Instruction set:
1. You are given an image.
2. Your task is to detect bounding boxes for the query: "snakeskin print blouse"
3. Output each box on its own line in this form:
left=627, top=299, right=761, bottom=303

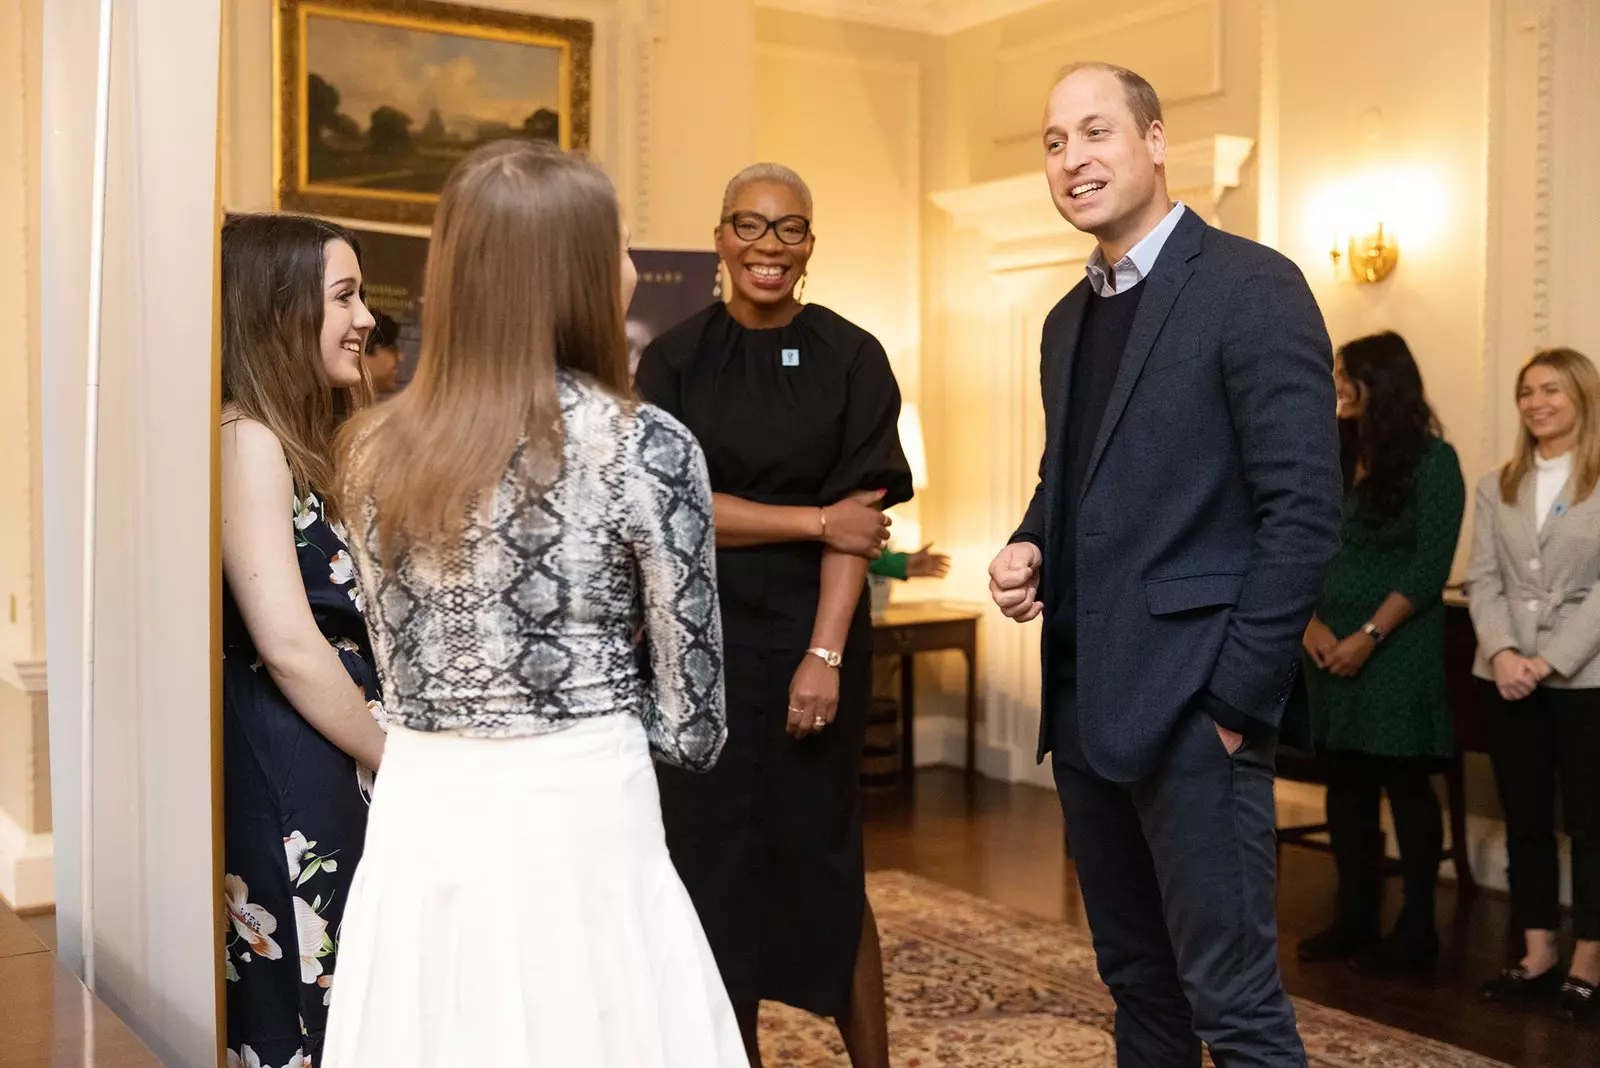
left=345, top=371, right=726, bottom=772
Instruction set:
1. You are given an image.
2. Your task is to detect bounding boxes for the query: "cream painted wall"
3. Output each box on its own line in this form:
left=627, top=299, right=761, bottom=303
left=41, top=0, right=223, bottom=1063
left=646, top=0, right=757, bottom=247
left=946, top=0, right=1263, bottom=237
left=752, top=10, right=938, bottom=399
left=1267, top=0, right=1494, bottom=548
left=1265, top=0, right=1600, bottom=888
left=1, top=0, right=44, bottom=681
left=0, top=0, right=52, bottom=911
left=222, top=0, right=755, bottom=250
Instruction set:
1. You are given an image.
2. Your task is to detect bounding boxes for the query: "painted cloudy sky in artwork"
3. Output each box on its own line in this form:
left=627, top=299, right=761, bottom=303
left=306, top=16, right=561, bottom=136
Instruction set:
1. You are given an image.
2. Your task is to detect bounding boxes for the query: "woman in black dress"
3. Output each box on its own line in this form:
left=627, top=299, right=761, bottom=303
left=637, top=163, right=912, bottom=1068
left=219, top=214, right=388, bottom=1067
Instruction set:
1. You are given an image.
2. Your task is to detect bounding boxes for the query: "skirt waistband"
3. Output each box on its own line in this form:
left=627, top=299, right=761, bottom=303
left=378, top=714, right=650, bottom=790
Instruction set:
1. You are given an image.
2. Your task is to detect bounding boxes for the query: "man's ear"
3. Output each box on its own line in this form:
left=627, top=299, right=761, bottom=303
left=1146, top=119, right=1167, bottom=167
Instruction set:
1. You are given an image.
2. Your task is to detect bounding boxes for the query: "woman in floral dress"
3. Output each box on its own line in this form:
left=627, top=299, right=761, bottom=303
left=219, top=213, right=388, bottom=1068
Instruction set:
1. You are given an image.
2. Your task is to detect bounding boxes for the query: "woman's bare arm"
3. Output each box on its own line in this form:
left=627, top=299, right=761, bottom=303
left=713, top=491, right=889, bottom=555
left=221, top=418, right=386, bottom=771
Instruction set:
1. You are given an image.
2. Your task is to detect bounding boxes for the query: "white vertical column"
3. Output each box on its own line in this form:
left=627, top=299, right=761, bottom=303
left=40, top=0, right=223, bottom=1065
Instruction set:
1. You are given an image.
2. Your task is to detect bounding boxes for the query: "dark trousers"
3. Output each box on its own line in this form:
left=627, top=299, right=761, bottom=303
left=1483, top=681, right=1600, bottom=938
left=1323, top=750, right=1444, bottom=939
left=1053, top=704, right=1304, bottom=1067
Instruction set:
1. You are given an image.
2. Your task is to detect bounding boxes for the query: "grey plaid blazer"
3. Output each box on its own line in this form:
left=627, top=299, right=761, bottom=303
left=1465, top=465, right=1600, bottom=688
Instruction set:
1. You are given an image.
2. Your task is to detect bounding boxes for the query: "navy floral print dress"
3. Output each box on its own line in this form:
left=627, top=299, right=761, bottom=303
left=222, top=489, right=384, bottom=1068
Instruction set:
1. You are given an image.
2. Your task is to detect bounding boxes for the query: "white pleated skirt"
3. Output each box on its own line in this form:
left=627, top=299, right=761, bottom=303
left=321, top=716, right=748, bottom=1068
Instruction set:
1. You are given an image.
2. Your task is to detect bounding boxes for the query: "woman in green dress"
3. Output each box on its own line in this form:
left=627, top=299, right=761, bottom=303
left=1297, top=331, right=1466, bottom=974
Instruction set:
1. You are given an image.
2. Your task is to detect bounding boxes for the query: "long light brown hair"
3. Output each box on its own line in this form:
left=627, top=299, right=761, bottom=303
left=1500, top=347, right=1600, bottom=504
left=336, top=140, right=631, bottom=562
left=221, top=213, right=370, bottom=518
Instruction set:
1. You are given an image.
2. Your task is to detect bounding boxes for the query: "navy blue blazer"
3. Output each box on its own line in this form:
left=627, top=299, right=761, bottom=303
left=1014, top=209, right=1342, bottom=782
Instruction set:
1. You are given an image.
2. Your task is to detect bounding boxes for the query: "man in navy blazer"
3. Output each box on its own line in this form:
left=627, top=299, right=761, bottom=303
left=988, top=63, right=1342, bottom=1066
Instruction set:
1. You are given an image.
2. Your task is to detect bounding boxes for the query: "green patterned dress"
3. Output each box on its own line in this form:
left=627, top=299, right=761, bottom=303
left=1306, top=437, right=1466, bottom=758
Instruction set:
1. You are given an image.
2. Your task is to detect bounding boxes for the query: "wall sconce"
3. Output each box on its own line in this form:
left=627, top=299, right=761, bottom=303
left=1330, top=221, right=1400, bottom=283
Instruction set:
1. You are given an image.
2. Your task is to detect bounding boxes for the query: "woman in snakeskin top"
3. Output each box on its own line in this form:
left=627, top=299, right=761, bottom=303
left=320, top=141, right=747, bottom=1067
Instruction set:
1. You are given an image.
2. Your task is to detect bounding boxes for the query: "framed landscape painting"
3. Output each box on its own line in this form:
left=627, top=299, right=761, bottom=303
left=275, top=0, right=592, bottom=225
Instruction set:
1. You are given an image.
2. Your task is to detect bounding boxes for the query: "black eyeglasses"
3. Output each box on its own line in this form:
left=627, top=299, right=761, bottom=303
left=722, top=211, right=811, bottom=246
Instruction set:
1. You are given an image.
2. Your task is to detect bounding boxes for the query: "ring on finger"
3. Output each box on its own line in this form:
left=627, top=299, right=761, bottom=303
left=813, top=716, right=826, bottom=730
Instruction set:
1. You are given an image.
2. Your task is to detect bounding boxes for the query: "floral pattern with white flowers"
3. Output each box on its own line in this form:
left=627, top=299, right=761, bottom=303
left=328, top=550, right=355, bottom=586
left=227, top=1045, right=307, bottom=1068
left=224, top=484, right=377, bottom=1064
left=225, top=874, right=283, bottom=963
left=294, top=896, right=332, bottom=984
left=283, top=831, right=340, bottom=886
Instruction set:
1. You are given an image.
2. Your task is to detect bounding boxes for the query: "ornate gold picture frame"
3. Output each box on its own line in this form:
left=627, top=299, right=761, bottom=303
left=274, top=0, right=592, bottom=226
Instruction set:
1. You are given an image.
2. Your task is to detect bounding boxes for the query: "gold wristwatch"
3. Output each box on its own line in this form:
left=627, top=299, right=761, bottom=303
left=806, top=647, right=843, bottom=668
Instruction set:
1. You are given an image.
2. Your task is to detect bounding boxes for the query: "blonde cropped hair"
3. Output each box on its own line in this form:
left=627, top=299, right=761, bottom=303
left=720, top=163, right=814, bottom=218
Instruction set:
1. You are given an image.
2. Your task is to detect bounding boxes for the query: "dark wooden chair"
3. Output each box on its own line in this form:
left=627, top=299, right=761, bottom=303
left=1274, top=745, right=1477, bottom=896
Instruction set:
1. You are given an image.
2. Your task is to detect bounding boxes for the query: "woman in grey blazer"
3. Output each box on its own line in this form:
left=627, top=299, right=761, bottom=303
left=1468, top=347, right=1600, bottom=1020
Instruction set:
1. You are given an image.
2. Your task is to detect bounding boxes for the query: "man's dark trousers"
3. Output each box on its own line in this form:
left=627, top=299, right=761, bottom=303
left=1054, top=693, right=1300, bottom=1066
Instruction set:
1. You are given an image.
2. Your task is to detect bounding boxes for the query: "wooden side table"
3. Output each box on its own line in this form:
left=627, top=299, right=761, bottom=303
left=871, top=601, right=982, bottom=786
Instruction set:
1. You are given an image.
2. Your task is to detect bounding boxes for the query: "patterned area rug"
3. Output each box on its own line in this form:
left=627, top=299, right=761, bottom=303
left=758, top=871, right=1510, bottom=1067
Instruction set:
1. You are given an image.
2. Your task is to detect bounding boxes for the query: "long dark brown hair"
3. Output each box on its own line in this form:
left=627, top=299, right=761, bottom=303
left=221, top=213, right=370, bottom=517
left=1336, top=331, right=1442, bottom=525
left=336, top=140, right=631, bottom=561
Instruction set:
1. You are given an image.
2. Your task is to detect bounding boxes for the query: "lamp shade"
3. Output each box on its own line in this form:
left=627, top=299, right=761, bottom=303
left=898, top=402, right=928, bottom=491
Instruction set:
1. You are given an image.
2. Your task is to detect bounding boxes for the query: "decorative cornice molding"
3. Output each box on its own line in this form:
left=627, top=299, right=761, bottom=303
left=930, top=135, right=1255, bottom=272
left=12, top=660, right=47, bottom=695
left=754, top=0, right=1052, bottom=36
left=1169, top=134, right=1256, bottom=213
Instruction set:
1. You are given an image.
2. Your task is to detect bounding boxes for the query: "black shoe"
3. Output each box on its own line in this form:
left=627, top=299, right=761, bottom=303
left=1479, top=964, right=1564, bottom=1002
left=1352, top=929, right=1441, bottom=976
left=1298, top=924, right=1376, bottom=963
left=1554, top=977, right=1599, bottom=1022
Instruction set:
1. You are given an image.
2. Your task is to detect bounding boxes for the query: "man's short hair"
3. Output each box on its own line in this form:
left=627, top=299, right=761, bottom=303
left=1056, top=61, right=1163, bottom=134
left=368, top=311, right=400, bottom=352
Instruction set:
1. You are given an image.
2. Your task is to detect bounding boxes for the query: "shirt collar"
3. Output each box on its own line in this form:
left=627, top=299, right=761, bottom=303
left=1085, top=201, right=1187, bottom=297
left=1535, top=449, right=1574, bottom=471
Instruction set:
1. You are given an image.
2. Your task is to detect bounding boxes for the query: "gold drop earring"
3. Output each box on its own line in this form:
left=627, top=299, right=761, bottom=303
left=796, top=274, right=807, bottom=303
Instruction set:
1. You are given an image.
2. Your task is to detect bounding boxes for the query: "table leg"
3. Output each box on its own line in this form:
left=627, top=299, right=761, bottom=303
left=900, top=653, right=915, bottom=791
left=964, top=642, right=977, bottom=784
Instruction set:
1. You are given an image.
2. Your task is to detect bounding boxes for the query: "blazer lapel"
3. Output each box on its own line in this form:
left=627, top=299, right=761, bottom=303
left=1079, top=213, right=1204, bottom=502
left=1539, top=476, right=1577, bottom=547
left=1514, top=473, right=1541, bottom=549
left=1043, top=284, right=1089, bottom=554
